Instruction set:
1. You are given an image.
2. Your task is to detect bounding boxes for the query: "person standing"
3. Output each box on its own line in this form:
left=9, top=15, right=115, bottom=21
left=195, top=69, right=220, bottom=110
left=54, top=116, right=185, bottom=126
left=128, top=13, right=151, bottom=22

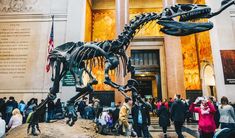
left=92, top=97, right=100, bottom=121
left=170, top=94, right=186, bottom=138
left=38, top=99, right=46, bottom=122
left=47, top=100, right=55, bottom=122
left=0, top=113, right=6, bottom=138
left=132, top=99, right=151, bottom=138
left=119, top=97, right=133, bottom=136
left=77, top=97, right=87, bottom=118
left=157, top=101, right=170, bottom=138
left=190, top=97, right=216, bottom=138
left=209, top=97, right=220, bottom=128
left=25, top=98, right=36, bottom=123
left=219, top=96, right=235, bottom=129
left=151, top=98, right=156, bottom=115
left=113, top=103, right=120, bottom=125
left=18, top=100, right=26, bottom=118
left=155, top=99, right=162, bottom=111
left=54, top=98, right=63, bottom=119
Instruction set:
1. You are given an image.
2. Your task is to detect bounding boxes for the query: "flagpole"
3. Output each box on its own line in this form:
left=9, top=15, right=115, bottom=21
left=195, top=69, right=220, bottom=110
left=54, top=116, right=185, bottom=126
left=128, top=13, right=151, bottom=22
left=46, top=15, right=55, bottom=72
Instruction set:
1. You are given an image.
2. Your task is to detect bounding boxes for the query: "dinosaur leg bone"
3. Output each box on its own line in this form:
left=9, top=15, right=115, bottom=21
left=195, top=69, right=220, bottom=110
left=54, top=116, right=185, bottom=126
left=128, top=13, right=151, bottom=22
left=66, top=84, right=94, bottom=126
left=28, top=60, right=62, bottom=135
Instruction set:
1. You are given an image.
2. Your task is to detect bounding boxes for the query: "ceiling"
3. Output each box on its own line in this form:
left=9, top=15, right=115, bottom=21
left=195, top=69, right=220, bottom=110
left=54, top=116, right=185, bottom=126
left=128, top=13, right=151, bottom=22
left=92, top=0, right=194, bottom=10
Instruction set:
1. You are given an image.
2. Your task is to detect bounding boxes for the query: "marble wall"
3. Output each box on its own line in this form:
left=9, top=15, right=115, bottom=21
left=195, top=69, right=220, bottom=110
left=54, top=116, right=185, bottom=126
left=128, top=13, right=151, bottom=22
left=206, top=0, right=235, bottom=102
left=0, top=0, right=87, bottom=102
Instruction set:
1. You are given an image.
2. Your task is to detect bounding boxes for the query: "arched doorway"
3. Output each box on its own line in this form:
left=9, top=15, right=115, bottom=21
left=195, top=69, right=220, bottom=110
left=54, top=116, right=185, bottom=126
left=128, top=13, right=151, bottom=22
left=201, top=63, right=216, bottom=97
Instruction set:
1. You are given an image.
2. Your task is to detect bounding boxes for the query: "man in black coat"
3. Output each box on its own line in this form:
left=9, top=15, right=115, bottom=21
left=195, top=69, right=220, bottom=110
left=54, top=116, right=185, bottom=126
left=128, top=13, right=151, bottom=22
left=132, top=99, right=151, bottom=138
left=170, top=94, right=186, bottom=138
left=157, top=102, right=170, bottom=138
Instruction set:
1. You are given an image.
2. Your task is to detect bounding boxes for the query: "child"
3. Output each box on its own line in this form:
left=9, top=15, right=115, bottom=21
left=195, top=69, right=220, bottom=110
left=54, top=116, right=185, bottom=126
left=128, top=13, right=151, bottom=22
left=104, top=110, right=113, bottom=128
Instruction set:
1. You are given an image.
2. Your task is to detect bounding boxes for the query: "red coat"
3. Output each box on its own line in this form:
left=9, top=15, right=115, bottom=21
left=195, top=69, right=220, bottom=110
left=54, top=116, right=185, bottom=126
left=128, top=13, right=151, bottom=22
left=156, top=102, right=162, bottom=110
left=189, top=101, right=216, bottom=133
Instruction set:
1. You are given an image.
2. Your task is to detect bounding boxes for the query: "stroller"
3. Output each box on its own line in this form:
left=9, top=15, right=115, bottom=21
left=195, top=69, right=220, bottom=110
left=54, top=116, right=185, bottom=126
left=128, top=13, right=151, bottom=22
left=95, top=109, right=120, bottom=135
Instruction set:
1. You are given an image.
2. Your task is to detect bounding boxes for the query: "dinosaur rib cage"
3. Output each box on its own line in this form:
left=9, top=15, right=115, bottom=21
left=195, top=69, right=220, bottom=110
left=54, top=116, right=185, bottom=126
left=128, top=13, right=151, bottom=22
left=48, top=12, right=160, bottom=77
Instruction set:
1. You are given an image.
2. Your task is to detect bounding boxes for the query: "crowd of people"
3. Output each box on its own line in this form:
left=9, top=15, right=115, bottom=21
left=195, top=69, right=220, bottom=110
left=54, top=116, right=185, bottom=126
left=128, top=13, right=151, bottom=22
left=116, top=94, right=235, bottom=138
left=0, top=96, right=104, bottom=137
left=0, top=94, right=235, bottom=138
left=0, top=97, right=64, bottom=137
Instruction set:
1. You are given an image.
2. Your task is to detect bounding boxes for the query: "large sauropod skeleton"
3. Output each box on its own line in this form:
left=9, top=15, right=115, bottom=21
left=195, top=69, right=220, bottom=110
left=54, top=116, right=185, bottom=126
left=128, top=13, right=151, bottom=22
left=27, top=0, right=234, bottom=135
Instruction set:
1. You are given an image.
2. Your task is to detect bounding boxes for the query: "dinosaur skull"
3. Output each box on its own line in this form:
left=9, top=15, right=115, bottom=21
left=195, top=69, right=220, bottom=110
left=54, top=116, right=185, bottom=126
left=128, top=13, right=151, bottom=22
left=158, top=4, right=213, bottom=36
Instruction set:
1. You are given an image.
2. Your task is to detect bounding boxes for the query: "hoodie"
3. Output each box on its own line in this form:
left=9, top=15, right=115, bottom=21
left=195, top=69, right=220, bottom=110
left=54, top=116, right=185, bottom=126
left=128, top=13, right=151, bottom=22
left=190, top=101, right=216, bottom=133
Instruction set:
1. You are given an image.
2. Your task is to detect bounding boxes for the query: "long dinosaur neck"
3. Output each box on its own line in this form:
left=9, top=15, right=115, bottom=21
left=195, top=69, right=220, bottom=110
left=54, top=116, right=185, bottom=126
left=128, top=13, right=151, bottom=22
left=113, top=12, right=160, bottom=50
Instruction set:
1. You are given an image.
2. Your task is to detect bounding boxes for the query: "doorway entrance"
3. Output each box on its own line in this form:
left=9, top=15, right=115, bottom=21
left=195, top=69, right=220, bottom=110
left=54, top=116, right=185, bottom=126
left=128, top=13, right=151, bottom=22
left=202, top=63, right=216, bottom=97
left=131, top=49, right=162, bottom=99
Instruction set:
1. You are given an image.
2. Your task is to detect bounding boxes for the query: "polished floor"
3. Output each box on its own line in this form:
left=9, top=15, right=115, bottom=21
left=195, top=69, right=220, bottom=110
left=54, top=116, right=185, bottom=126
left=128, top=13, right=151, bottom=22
left=149, top=116, right=199, bottom=138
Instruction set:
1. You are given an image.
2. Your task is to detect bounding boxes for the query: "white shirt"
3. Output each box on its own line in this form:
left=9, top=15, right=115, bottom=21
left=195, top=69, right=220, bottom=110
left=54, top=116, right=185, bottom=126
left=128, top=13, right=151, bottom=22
left=219, top=105, right=235, bottom=123
left=0, top=118, right=6, bottom=138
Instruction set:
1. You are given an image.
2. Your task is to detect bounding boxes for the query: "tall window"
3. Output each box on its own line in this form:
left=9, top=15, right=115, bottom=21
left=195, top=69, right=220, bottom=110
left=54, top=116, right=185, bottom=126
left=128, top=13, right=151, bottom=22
left=131, top=50, right=159, bottom=66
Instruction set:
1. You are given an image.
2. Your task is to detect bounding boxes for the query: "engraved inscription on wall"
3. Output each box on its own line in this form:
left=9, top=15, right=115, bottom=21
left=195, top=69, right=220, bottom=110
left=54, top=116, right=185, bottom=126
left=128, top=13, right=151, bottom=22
left=0, top=23, right=29, bottom=78
left=0, top=22, right=46, bottom=90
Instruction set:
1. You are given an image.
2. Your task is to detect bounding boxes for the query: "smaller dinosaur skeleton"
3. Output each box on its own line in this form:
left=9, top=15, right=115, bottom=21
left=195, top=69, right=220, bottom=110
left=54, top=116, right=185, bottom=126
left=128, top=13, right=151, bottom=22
left=27, top=0, right=235, bottom=135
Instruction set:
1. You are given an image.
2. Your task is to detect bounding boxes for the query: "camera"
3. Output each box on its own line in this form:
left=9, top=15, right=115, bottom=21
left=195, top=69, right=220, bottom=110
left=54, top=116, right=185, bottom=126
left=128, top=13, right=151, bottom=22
left=198, top=97, right=205, bottom=101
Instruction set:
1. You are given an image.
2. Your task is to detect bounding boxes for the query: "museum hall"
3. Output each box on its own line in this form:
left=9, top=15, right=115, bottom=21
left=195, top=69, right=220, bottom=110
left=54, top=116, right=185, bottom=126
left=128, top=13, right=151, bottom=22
left=0, top=0, right=235, bottom=137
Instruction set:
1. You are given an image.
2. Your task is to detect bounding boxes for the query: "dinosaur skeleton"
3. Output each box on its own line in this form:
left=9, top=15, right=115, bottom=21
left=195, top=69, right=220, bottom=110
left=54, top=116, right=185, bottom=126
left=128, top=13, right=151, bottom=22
left=27, top=0, right=235, bottom=135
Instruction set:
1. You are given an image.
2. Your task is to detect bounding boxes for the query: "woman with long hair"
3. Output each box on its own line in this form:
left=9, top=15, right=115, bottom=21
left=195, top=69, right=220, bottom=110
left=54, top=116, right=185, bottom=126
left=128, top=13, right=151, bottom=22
left=219, top=96, right=235, bottom=129
left=8, top=108, right=23, bottom=130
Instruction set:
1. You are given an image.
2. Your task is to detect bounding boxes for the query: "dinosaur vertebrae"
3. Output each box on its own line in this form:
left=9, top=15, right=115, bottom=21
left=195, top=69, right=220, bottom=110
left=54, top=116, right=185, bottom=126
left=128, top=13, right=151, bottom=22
left=113, top=12, right=160, bottom=50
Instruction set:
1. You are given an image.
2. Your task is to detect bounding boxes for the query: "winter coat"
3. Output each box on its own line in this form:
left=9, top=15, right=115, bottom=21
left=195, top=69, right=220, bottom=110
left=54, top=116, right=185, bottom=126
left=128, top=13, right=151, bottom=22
left=119, top=103, right=130, bottom=128
left=189, top=101, right=216, bottom=133
left=157, top=105, right=170, bottom=127
left=213, top=102, right=220, bottom=128
left=18, top=103, right=26, bottom=113
left=156, top=102, right=162, bottom=110
left=132, top=103, right=151, bottom=126
left=170, top=99, right=186, bottom=122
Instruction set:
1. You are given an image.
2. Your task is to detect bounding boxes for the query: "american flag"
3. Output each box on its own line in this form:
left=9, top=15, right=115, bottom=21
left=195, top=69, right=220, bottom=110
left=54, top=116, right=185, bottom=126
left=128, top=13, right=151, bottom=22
left=46, top=15, right=54, bottom=72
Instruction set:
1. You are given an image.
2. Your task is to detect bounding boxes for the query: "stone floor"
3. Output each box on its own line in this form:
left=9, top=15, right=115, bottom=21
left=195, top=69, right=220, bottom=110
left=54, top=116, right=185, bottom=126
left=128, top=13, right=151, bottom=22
left=6, top=116, right=200, bottom=138
left=149, top=117, right=199, bottom=138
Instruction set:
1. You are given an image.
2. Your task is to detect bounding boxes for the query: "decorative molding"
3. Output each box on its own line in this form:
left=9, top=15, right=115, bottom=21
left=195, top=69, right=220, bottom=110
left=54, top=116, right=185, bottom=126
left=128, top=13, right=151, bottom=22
left=0, top=0, right=39, bottom=13
left=230, top=10, right=235, bottom=17
left=131, top=37, right=164, bottom=47
left=0, top=14, right=67, bottom=22
left=0, top=90, right=50, bottom=93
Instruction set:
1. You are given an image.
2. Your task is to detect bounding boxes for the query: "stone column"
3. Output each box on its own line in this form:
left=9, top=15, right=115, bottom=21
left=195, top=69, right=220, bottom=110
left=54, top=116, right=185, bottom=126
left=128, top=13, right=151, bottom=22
left=115, top=0, right=129, bottom=103
left=205, top=0, right=235, bottom=102
left=115, top=0, right=129, bottom=36
left=162, top=0, right=185, bottom=99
